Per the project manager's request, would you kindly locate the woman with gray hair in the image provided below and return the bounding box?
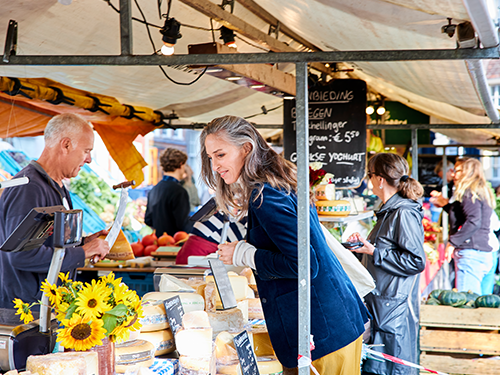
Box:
[199,115,368,374]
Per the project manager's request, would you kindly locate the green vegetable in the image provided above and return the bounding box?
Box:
[70,171,119,215]
[426,297,440,305]
[464,290,479,305]
[438,289,467,307]
[428,289,444,300]
[475,294,500,308]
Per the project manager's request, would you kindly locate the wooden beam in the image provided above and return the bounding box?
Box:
[236,0,321,52]
[178,0,331,75]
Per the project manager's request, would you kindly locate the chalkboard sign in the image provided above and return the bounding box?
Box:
[208,259,237,310]
[233,330,260,375]
[163,295,184,334]
[284,80,367,188]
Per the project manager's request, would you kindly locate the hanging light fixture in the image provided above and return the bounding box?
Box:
[220,26,237,48]
[160,18,182,56]
[365,106,375,115]
[376,105,386,115]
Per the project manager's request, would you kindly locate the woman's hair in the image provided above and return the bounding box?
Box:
[454,158,496,208]
[368,153,424,201]
[199,115,298,214]
[160,148,187,173]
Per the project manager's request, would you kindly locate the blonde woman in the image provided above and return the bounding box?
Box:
[431,158,496,294]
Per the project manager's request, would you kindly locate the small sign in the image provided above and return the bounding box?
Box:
[208,259,237,310]
[163,295,184,334]
[233,331,260,375]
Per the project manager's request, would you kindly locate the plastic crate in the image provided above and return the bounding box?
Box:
[116,272,155,297]
[69,192,107,235]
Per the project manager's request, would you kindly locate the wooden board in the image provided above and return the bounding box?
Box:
[420,305,500,330]
[420,328,500,355]
[420,353,500,375]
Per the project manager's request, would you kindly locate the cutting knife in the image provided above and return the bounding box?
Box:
[90,180,135,264]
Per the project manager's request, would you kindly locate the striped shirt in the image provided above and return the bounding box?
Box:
[191,211,247,244]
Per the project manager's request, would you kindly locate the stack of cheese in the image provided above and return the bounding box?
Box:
[115,339,156,373]
[176,310,215,375]
[140,289,205,356]
[5,371,39,375]
[25,352,98,375]
[214,331,283,375]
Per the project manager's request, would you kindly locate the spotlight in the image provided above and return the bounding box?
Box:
[220,26,237,48]
[441,17,456,38]
[365,106,375,115]
[376,106,386,116]
[160,18,182,55]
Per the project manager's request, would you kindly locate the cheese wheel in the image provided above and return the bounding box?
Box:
[26,353,88,375]
[207,308,245,337]
[315,200,351,216]
[175,327,213,357]
[215,331,238,364]
[314,184,336,201]
[140,300,169,332]
[183,310,211,328]
[247,298,264,320]
[142,291,205,313]
[138,329,175,355]
[217,356,283,375]
[100,230,135,260]
[253,331,275,357]
[115,339,155,373]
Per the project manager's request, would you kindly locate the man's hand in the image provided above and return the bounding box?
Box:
[83,238,110,261]
[346,232,375,255]
[429,191,449,208]
[84,229,109,244]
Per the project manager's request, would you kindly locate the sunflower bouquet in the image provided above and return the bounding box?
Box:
[13,272,143,351]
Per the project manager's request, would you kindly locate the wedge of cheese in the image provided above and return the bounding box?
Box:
[142,291,205,313]
[207,308,245,337]
[182,310,211,329]
[205,274,249,308]
[175,327,213,357]
[100,230,135,260]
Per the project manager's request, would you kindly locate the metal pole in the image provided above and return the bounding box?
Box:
[441,150,449,243]
[296,62,310,375]
[411,128,418,180]
[120,0,133,55]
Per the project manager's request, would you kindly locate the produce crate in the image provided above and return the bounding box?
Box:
[420,305,500,375]
[116,272,155,297]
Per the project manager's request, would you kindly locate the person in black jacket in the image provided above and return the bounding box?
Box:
[145,148,193,236]
[348,153,426,375]
[431,158,495,294]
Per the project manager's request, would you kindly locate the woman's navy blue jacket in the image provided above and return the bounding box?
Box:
[248,184,369,368]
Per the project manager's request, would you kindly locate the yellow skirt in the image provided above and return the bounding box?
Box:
[311,335,363,375]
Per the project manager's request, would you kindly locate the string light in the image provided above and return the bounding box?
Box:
[160,18,182,55]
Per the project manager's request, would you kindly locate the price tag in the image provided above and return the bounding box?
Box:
[234,331,260,375]
[163,295,184,334]
[208,259,237,310]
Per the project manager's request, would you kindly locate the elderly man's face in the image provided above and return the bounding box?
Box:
[64,128,94,178]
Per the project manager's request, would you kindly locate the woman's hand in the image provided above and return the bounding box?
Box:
[217,241,238,265]
[445,244,455,262]
[346,232,375,255]
[429,191,449,208]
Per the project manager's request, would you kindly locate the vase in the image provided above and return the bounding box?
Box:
[87,337,115,375]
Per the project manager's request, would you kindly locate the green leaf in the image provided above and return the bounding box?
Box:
[106,304,128,317]
[102,313,117,335]
[65,302,78,320]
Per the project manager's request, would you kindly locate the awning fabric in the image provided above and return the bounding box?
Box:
[0,78,156,185]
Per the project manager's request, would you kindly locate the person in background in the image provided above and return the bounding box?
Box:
[181,164,201,214]
[145,148,193,236]
[0,113,110,324]
[347,153,426,375]
[175,211,247,264]
[434,159,455,193]
[200,115,368,375]
[430,158,495,294]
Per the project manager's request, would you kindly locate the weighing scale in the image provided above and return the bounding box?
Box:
[0,204,83,372]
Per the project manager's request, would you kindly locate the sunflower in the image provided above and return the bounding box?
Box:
[13,298,34,324]
[40,280,59,305]
[57,314,106,351]
[55,301,70,321]
[101,272,121,290]
[75,282,111,320]
[109,322,130,343]
[59,272,71,285]
[114,283,137,305]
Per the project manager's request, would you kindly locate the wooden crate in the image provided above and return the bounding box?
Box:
[420,305,500,375]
